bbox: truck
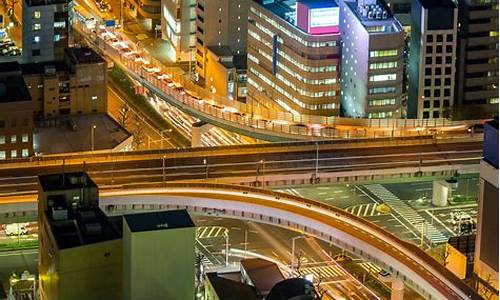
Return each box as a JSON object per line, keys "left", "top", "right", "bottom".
{"left": 4, "top": 223, "right": 29, "bottom": 236}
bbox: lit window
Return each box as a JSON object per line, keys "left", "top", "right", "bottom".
{"left": 91, "top": 96, "right": 98, "bottom": 101}
{"left": 22, "top": 134, "right": 29, "bottom": 143}
{"left": 11, "top": 150, "right": 17, "bottom": 158}
{"left": 33, "top": 23, "right": 41, "bottom": 31}
{"left": 10, "top": 135, "right": 16, "bottom": 143}
{"left": 34, "top": 11, "right": 41, "bottom": 18}
{"left": 33, "top": 36, "right": 40, "bottom": 44}
{"left": 369, "top": 49, "right": 398, "bottom": 58}
{"left": 0, "top": 151, "right": 5, "bottom": 160}
{"left": 54, "top": 34, "right": 61, "bottom": 42}
{"left": 22, "top": 149, "right": 29, "bottom": 158}
{"left": 369, "top": 74, "right": 397, "bottom": 82}
{"left": 0, "top": 136, "right": 4, "bottom": 144}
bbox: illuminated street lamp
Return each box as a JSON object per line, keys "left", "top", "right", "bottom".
{"left": 203, "top": 158, "right": 208, "bottom": 179}
{"left": 162, "top": 155, "right": 167, "bottom": 182}
{"left": 290, "top": 235, "right": 307, "bottom": 275}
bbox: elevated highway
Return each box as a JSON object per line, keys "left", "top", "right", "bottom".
{"left": 74, "top": 18, "right": 486, "bottom": 142}
{"left": 0, "top": 137, "right": 482, "bottom": 197}
{"left": 0, "top": 183, "right": 481, "bottom": 300}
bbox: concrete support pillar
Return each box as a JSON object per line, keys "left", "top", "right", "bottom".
{"left": 191, "top": 121, "right": 212, "bottom": 148}
{"left": 432, "top": 179, "right": 457, "bottom": 206}
{"left": 391, "top": 278, "right": 405, "bottom": 300}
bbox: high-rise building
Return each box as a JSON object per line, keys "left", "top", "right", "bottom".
{"left": 161, "top": 0, "right": 196, "bottom": 62}
{"left": 0, "top": 63, "right": 34, "bottom": 160}
{"left": 340, "top": 0, "right": 405, "bottom": 119}
{"left": 455, "top": 0, "right": 499, "bottom": 118}
{"left": 408, "top": 0, "right": 457, "bottom": 119}
{"left": 247, "top": 0, "right": 341, "bottom": 116}
{"left": 474, "top": 118, "right": 498, "bottom": 298}
{"left": 123, "top": 210, "right": 196, "bottom": 300}
{"left": 22, "top": 0, "right": 70, "bottom": 63}
{"left": 195, "top": 0, "right": 249, "bottom": 82}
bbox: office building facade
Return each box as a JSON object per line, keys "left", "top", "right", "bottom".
{"left": 195, "top": 0, "right": 249, "bottom": 83}
{"left": 161, "top": 0, "right": 196, "bottom": 62}
{"left": 22, "top": 0, "right": 70, "bottom": 63}
{"left": 408, "top": 0, "right": 457, "bottom": 119}
{"left": 247, "top": 0, "right": 341, "bottom": 116}
{"left": 474, "top": 119, "right": 499, "bottom": 298}
{"left": 340, "top": 0, "right": 405, "bottom": 118}
{"left": 455, "top": 0, "right": 499, "bottom": 118}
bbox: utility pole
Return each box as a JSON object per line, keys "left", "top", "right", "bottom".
{"left": 315, "top": 142, "right": 319, "bottom": 181}
{"left": 91, "top": 125, "right": 96, "bottom": 151}
{"left": 162, "top": 155, "right": 166, "bottom": 182}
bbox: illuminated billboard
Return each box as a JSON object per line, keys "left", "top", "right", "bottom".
{"left": 296, "top": 1, "right": 340, "bottom": 35}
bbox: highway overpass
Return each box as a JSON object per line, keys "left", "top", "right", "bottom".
{"left": 0, "top": 183, "right": 480, "bottom": 300}
{"left": 0, "top": 137, "right": 482, "bottom": 197}
{"left": 74, "top": 19, "right": 485, "bottom": 142}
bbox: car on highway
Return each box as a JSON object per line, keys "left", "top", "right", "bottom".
{"left": 4, "top": 223, "right": 29, "bottom": 236}
{"left": 450, "top": 212, "right": 472, "bottom": 225}
{"left": 185, "top": 90, "right": 202, "bottom": 100}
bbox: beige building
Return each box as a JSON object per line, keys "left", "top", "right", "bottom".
{"left": 195, "top": 0, "right": 249, "bottom": 83}
{"left": 0, "top": 64, "right": 34, "bottom": 160}
{"left": 204, "top": 46, "right": 247, "bottom": 101}
{"left": 247, "top": 1, "right": 341, "bottom": 116}
{"left": 22, "top": 47, "right": 107, "bottom": 119}
{"left": 38, "top": 172, "right": 122, "bottom": 300}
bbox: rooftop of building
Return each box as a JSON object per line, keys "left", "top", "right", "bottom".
{"left": 20, "top": 61, "right": 67, "bottom": 76}
{"left": 33, "top": 114, "right": 132, "bottom": 155}
{"left": 205, "top": 272, "right": 258, "bottom": 300}
{"left": 47, "top": 205, "right": 122, "bottom": 249}
{"left": 297, "top": 0, "right": 337, "bottom": 9}
{"left": 38, "top": 172, "right": 97, "bottom": 192}
{"left": 65, "top": 47, "right": 105, "bottom": 65}
{"left": 124, "top": 209, "right": 195, "bottom": 233}
{"left": 25, "top": 0, "right": 69, "bottom": 6}
{"left": 417, "top": 0, "right": 456, "bottom": 9}
{"left": 240, "top": 258, "right": 285, "bottom": 295}
{"left": 207, "top": 46, "right": 247, "bottom": 70}
{"left": 267, "top": 278, "right": 318, "bottom": 300}
{"left": 344, "top": 0, "right": 402, "bottom": 33}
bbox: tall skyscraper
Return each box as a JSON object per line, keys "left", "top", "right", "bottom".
{"left": 340, "top": 0, "right": 405, "bottom": 118}
{"left": 247, "top": 0, "right": 341, "bottom": 116}
{"left": 408, "top": 0, "right": 457, "bottom": 119}
{"left": 22, "top": 0, "right": 70, "bottom": 63}
{"left": 195, "top": 0, "right": 249, "bottom": 82}
{"left": 455, "top": 0, "right": 499, "bottom": 118}
{"left": 161, "top": 0, "right": 196, "bottom": 62}
{"left": 474, "top": 118, "right": 499, "bottom": 298}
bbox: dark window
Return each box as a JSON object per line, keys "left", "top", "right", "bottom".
{"left": 426, "top": 57, "right": 432, "bottom": 64}
{"left": 444, "top": 78, "right": 451, "bottom": 85}
{"left": 437, "top": 35, "right": 443, "bottom": 42}
{"left": 32, "top": 49, "right": 40, "bottom": 56}
{"left": 424, "top": 90, "right": 431, "bottom": 97}
{"left": 436, "top": 45, "right": 443, "bottom": 53}
{"left": 446, "top": 34, "right": 453, "bottom": 42}
{"left": 0, "top": 120, "right": 4, "bottom": 128}
{"left": 445, "top": 67, "right": 452, "bottom": 74}
{"left": 446, "top": 56, "right": 452, "bottom": 64}
{"left": 443, "top": 100, "right": 450, "bottom": 107}
{"left": 425, "top": 68, "right": 432, "bottom": 76}
{"left": 423, "top": 101, "right": 430, "bottom": 108}
{"left": 425, "top": 79, "right": 431, "bottom": 86}
{"left": 426, "top": 46, "right": 433, "bottom": 53}
{"left": 436, "top": 57, "right": 442, "bottom": 64}
{"left": 444, "top": 89, "right": 450, "bottom": 96}
{"left": 435, "top": 68, "right": 442, "bottom": 75}
{"left": 423, "top": 111, "right": 430, "bottom": 118}
{"left": 434, "top": 90, "right": 441, "bottom": 97}
{"left": 433, "top": 100, "right": 441, "bottom": 107}
{"left": 426, "top": 35, "right": 433, "bottom": 42}
{"left": 446, "top": 45, "right": 453, "bottom": 53}
{"left": 435, "top": 78, "right": 441, "bottom": 86}
{"left": 433, "top": 111, "right": 440, "bottom": 118}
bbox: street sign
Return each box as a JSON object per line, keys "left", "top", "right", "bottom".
{"left": 105, "top": 19, "right": 115, "bottom": 27}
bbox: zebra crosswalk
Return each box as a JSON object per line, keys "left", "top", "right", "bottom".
{"left": 276, "top": 188, "right": 303, "bottom": 197}
{"left": 300, "top": 264, "right": 347, "bottom": 281}
{"left": 345, "top": 203, "right": 383, "bottom": 217}
{"left": 364, "top": 184, "right": 449, "bottom": 244}
{"left": 196, "top": 226, "right": 228, "bottom": 239}
{"left": 358, "top": 262, "right": 382, "bottom": 274}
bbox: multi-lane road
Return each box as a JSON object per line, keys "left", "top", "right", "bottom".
{"left": 0, "top": 138, "right": 482, "bottom": 198}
